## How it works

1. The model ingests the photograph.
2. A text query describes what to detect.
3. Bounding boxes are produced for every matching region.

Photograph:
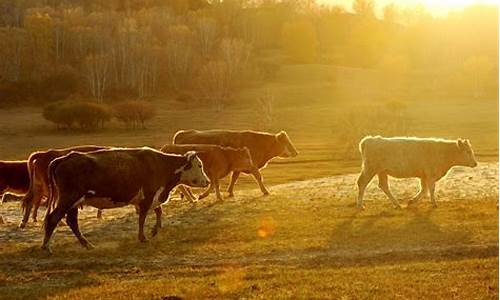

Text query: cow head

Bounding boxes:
[176,151,210,187]
[232,147,256,172]
[456,139,477,168]
[275,131,298,158]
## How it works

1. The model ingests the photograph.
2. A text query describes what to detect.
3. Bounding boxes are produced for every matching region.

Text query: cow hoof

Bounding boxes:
[262,191,270,196]
[139,237,148,243]
[32,219,37,223]
[151,227,160,237]
[226,193,234,198]
[81,240,95,250]
[41,245,53,255]
[356,205,365,210]
[18,222,26,229]
[393,204,402,209]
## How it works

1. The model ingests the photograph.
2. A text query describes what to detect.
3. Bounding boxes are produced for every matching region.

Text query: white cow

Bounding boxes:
[356,136,477,209]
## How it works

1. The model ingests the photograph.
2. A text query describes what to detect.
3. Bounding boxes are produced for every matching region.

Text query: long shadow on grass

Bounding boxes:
[294,206,495,269]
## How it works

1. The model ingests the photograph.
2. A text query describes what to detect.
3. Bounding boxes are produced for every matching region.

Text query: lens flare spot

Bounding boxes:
[257,216,277,238]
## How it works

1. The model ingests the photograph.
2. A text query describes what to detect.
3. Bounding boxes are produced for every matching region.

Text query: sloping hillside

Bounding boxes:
[0,163,497,299]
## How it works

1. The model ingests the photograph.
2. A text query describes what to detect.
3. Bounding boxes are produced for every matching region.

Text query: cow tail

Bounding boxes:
[21,158,37,212]
[358,136,371,155]
[43,159,59,229]
[172,130,182,144]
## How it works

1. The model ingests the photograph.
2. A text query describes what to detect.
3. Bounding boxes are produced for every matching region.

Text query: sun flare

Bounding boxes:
[320,0,498,16]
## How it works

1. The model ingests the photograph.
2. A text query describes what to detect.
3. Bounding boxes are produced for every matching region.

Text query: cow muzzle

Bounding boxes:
[191,178,210,188]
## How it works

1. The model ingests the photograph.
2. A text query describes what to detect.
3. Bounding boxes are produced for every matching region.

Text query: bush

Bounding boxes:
[43,101,111,130]
[113,100,156,129]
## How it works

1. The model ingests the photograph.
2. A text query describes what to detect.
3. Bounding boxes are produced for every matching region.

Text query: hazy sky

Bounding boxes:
[317,0,498,16]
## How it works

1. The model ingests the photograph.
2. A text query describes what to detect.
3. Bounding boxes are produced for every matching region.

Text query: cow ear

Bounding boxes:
[457,139,465,149]
[185,151,197,161]
[276,131,288,140]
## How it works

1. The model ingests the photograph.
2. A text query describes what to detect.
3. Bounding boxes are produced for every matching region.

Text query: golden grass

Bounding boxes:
[0,193,497,299]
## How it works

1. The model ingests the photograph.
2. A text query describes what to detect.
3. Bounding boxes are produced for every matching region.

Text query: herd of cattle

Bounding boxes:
[0,129,478,253]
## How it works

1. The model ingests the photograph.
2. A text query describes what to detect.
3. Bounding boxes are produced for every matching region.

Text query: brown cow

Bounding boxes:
[19,145,108,228]
[0,160,30,203]
[161,144,256,202]
[42,148,209,253]
[173,129,298,196]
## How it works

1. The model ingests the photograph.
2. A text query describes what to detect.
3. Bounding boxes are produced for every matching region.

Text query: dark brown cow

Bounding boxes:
[173,129,298,196]
[19,145,108,228]
[161,144,256,202]
[42,148,209,253]
[0,160,30,203]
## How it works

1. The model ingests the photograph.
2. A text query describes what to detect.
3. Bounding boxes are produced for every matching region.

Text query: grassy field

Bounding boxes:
[0,162,498,299]
[0,64,498,299]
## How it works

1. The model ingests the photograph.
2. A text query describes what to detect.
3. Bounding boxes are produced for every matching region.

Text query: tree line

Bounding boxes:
[0,0,497,109]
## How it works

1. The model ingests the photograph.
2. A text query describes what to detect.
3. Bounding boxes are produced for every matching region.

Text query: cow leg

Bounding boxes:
[356,168,376,209]
[41,205,69,253]
[96,209,102,219]
[427,179,437,208]
[19,190,35,228]
[226,171,240,197]
[214,179,223,202]
[198,182,214,200]
[178,185,197,203]
[378,173,401,209]
[66,207,94,249]
[31,196,44,222]
[137,199,152,242]
[408,178,428,205]
[151,207,162,237]
[251,169,270,196]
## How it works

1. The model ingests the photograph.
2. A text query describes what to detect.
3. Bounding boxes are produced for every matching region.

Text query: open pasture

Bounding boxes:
[0,64,498,299]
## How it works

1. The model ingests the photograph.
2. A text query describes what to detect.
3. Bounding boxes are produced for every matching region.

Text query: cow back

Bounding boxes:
[174,130,280,168]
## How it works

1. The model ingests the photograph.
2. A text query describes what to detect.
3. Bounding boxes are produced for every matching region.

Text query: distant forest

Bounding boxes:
[0,0,497,107]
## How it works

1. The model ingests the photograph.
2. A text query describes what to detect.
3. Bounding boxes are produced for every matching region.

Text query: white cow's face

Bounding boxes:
[457,139,478,168]
[178,152,210,188]
[276,131,298,158]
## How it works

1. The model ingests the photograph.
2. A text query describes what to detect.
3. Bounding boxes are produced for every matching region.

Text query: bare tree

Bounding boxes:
[197,60,230,112]
[220,38,251,81]
[195,16,217,59]
[165,24,195,91]
[85,54,110,103]
[0,27,29,82]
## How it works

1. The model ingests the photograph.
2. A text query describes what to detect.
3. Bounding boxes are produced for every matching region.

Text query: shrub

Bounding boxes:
[113,100,156,129]
[43,101,111,130]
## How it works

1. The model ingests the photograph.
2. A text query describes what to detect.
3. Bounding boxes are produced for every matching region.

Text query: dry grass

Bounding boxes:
[0,163,498,299]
